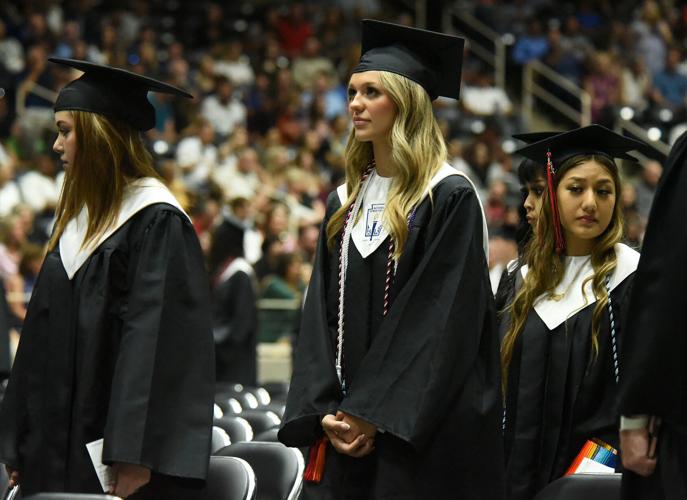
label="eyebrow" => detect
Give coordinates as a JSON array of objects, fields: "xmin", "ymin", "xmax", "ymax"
[
  {"xmin": 566, "ymin": 176, "xmax": 613, "ymax": 184},
  {"xmin": 55, "ymin": 120, "xmax": 70, "ymax": 127},
  {"xmin": 348, "ymin": 81, "xmax": 379, "ymax": 90}
]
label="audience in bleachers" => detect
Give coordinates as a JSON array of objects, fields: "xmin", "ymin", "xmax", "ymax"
[{"xmin": 0, "ymin": 0, "xmax": 683, "ymax": 355}]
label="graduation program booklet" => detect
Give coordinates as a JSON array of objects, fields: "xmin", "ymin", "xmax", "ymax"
[{"xmin": 86, "ymin": 438, "xmax": 115, "ymax": 492}]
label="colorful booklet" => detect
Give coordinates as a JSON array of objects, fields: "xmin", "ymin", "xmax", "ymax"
[{"xmin": 565, "ymin": 438, "xmax": 618, "ymax": 475}]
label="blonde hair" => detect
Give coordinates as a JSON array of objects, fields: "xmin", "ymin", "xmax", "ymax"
[
  {"xmin": 500, "ymin": 154, "xmax": 624, "ymax": 394},
  {"xmin": 326, "ymin": 71, "xmax": 447, "ymax": 259},
  {"xmin": 48, "ymin": 111, "xmax": 160, "ymax": 251}
]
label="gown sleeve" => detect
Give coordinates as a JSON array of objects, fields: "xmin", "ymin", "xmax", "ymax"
[
  {"xmin": 278, "ymin": 194, "xmax": 342, "ymax": 447},
  {"xmin": 101, "ymin": 208, "xmax": 215, "ymax": 480},
  {"xmin": 338, "ymin": 184, "xmax": 497, "ymax": 451}
]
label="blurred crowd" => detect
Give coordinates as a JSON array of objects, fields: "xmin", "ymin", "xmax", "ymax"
[{"xmin": 0, "ymin": 0, "xmax": 682, "ymax": 341}]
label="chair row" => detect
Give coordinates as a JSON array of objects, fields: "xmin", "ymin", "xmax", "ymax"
[{"xmin": 3, "ymin": 456, "xmax": 259, "ymax": 500}]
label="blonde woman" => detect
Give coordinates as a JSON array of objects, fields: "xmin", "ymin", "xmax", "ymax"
[
  {"xmin": 499, "ymin": 125, "xmax": 647, "ymax": 500},
  {"xmin": 0, "ymin": 59, "xmax": 214, "ymax": 499},
  {"xmin": 278, "ymin": 20, "xmax": 503, "ymax": 500}
]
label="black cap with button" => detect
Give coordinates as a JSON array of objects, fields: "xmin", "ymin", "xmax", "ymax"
[
  {"xmin": 49, "ymin": 57, "xmax": 193, "ymax": 131},
  {"xmin": 352, "ymin": 19, "xmax": 465, "ymax": 101}
]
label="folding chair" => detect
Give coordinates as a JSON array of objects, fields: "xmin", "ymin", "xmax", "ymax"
[{"xmin": 216, "ymin": 441, "xmax": 304, "ymax": 500}]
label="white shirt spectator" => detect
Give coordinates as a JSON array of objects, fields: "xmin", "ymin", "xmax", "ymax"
[
  {"xmin": 214, "ymin": 58, "xmax": 255, "ymax": 88},
  {"xmin": 175, "ymin": 136, "xmax": 219, "ymax": 190},
  {"xmin": 462, "ymin": 85, "xmax": 513, "ymax": 115},
  {"xmin": 200, "ymin": 95, "xmax": 246, "ymax": 138},
  {"xmin": 0, "ymin": 181, "xmax": 21, "ymax": 217},
  {"xmin": 19, "ymin": 171, "xmax": 59, "ymax": 212}
]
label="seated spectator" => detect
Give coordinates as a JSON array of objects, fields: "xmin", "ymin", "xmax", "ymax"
[
  {"xmin": 621, "ymin": 58, "xmax": 652, "ymax": 114},
  {"xmin": 634, "ymin": 159, "xmax": 663, "ymax": 219},
  {"xmin": 214, "ymin": 146, "xmax": 263, "ymax": 200},
  {"xmin": 214, "ymin": 39, "xmax": 255, "ymax": 90},
  {"xmin": 18, "ymin": 153, "xmax": 60, "ymax": 215},
  {"xmin": 5, "ymin": 242, "xmax": 44, "ymax": 326},
  {"xmin": 292, "ymin": 37, "xmax": 336, "ymax": 91},
  {"xmin": 0, "ymin": 214, "xmax": 27, "ymax": 281},
  {"xmin": 175, "ymin": 118, "xmax": 219, "ymax": 191},
  {"xmin": 0, "ymin": 19, "xmax": 24, "ymax": 76},
  {"xmin": 583, "ymin": 51, "xmax": 621, "ymax": 126},
  {"xmin": 201, "ymin": 75, "xmax": 247, "ymax": 140},
  {"xmin": 462, "ymin": 69, "xmax": 513, "ymax": 117},
  {"xmin": 651, "ymin": 47, "xmax": 687, "ymax": 114},
  {"xmin": 512, "ymin": 19, "xmax": 549, "ymax": 66},
  {"xmin": 0, "ymin": 147, "xmax": 19, "ymax": 218},
  {"xmin": 259, "ymin": 252, "xmax": 304, "ymax": 343}
]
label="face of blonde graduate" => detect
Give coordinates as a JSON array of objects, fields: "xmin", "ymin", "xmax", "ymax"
[
  {"xmin": 53, "ymin": 110, "xmax": 77, "ymax": 169},
  {"xmin": 556, "ymin": 160, "xmax": 616, "ymax": 255},
  {"xmin": 347, "ymin": 71, "xmax": 397, "ymax": 145}
]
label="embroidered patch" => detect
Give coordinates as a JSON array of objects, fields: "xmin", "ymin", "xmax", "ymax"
[{"xmin": 365, "ymin": 203, "xmax": 384, "ymax": 240}]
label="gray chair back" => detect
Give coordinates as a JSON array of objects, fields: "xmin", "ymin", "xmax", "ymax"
[
  {"xmin": 200, "ymin": 456, "xmax": 256, "ymax": 500},
  {"xmin": 216, "ymin": 441, "xmax": 304, "ymax": 500}
]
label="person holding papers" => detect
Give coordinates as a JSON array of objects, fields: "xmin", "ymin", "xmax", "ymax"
[
  {"xmin": 278, "ymin": 20, "xmax": 503, "ymax": 500},
  {"xmin": 0, "ymin": 58, "xmax": 214, "ymax": 499},
  {"xmin": 499, "ymin": 125, "xmax": 647, "ymax": 500}
]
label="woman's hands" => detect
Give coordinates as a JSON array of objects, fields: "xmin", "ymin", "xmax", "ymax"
[
  {"xmin": 321, "ymin": 411, "xmax": 376, "ymax": 458},
  {"xmin": 109, "ymin": 463, "xmax": 151, "ymax": 498}
]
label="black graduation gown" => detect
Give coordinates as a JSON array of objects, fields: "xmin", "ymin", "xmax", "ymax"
[
  {"xmin": 0, "ymin": 203, "xmax": 215, "ymax": 497},
  {"xmin": 212, "ymin": 265, "xmax": 258, "ymax": 385},
  {"xmin": 501, "ymin": 270, "xmax": 634, "ymax": 500},
  {"xmin": 619, "ymin": 130, "xmax": 687, "ymax": 500},
  {"xmin": 0, "ymin": 278, "xmax": 12, "ymax": 380},
  {"xmin": 278, "ymin": 175, "xmax": 504, "ymax": 500}
]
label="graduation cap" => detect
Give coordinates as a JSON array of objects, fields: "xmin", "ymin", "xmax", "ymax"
[
  {"xmin": 514, "ymin": 125, "xmax": 648, "ymax": 254},
  {"xmin": 512, "ymin": 131, "xmax": 560, "ymax": 144},
  {"xmin": 49, "ymin": 57, "xmax": 193, "ymax": 131},
  {"xmin": 515, "ymin": 124, "xmax": 646, "ymax": 170},
  {"xmin": 352, "ymin": 19, "xmax": 464, "ymax": 100}
]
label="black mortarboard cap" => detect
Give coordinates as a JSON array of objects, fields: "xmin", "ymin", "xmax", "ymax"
[
  {"xmin": 352, "ymin": 19, "xmax": 464, "ymax": 100},
  {"xmin": 512, "ymin": 131, "xmax": 560, "ymax": 144},
  {"xmin": 515, "ymin": 124, "xmax": 647, "ymax": 167},
  {"xmin": 49, "ymin": 57, "xmax": 193, "ymax": 131}
]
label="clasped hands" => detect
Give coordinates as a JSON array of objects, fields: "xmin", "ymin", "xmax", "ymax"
[{"xmin": 321, "ymin": 411, "xmax": 376, "ymax": 458}]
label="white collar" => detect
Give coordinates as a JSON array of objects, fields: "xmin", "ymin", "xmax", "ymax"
[
  {"xmin": 350, "ymin": 171, "xmax": 393, "ymax": 258},
  {"xmin": 521, "ymin": 243, "xmax": 639, "ymax": 330},
  {"xmin": 59, "ymin": 177, "xmax": 189, "ymax": 280},
  {"xmin": 336, "ymin": 162, "xmax": 489, "ymax": 257},
  {"xmin": 218, "ymin": 256, "xmax": 255, "ymax": 284}
]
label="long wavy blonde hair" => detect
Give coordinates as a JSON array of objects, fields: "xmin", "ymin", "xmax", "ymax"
[
  {"xmin": 500, "ymin": 154, "xmax": 624, "ymax": 394},
  {"xmin": 326, "ymin": 71, "xmax": 447, "ymax": 259},
  {"xmin": 48, "ymin": 111, "xmax": 160, "ymax": 251}
]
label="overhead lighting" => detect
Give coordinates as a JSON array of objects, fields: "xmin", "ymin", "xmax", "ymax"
[
  {"xmin": 153, "ymin": 140, "xmax": 170, "ymax": 155},
  {"xmin": 619, "ymin": 106, "xmax": 634, "ymax": 121},
  {"xmin": 502, "ymin": 139, "xmax": 516, "ymax": 154},
  {"xmin": 470, "ymin": 120, "xmax": 486, "ymax": 134},
  {"xmin": 647, "ymin": 127, "xmax": 662, "ymax": 142},
  {"xmin": 659, "ymin": 108, "xmax": 673, "ymax": 123}
]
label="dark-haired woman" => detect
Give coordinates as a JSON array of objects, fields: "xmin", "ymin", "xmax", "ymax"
[{"xmin": 500, "ymin": 125, "xmax": 646, "ymax": 500}]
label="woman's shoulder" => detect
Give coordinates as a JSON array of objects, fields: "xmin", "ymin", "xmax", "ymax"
[{"xmin": 431, "ymin": 167, "xmax": 479, "ymax": 200}]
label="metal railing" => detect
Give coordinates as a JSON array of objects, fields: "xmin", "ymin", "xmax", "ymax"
[
  {"xmin": 447, "ymin": 7, "xmax": 506, "ymax": 90},
  {"xmin": 522, "ymin": 59, "xmax": 591, "ymax": 128},
  {"xmin": 616, "ymin": 119, "xmax": 671, "ymax": 158}
]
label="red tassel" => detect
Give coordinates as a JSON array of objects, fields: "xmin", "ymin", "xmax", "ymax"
[
  {"xmin": 303, "ymin": 437, "xmax": 328, "ymax": 483},
  {"xmin": 546, "ymin": 150, "xmax": 566, "ymax": 254}
]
